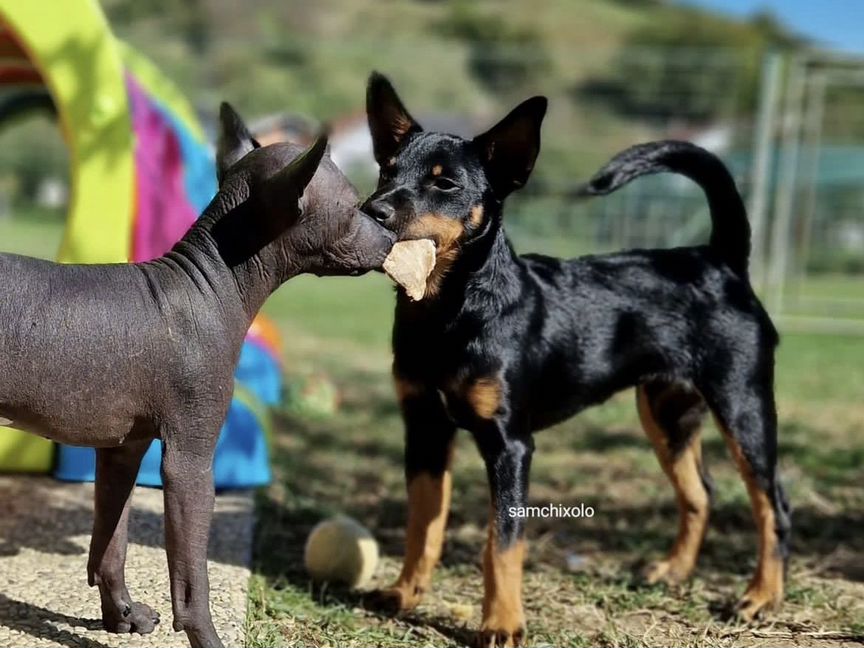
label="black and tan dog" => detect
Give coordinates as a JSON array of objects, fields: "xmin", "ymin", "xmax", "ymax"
[
  {"xmin": 361, "ymin": 73, "xmax": 790, "ymax": 646},
  {"xmin": 0, "ymin": 104, "xmax": 394, "ymax": 648}
]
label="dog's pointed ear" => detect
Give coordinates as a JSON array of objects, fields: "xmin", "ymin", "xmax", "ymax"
[
  {"xmin": 269, "ymin": 129, "xmax": 329, "ymax": 204},
  {"xmin": 217, "ymin": 102, "xmax": 261, "ymax": 185},
  {"xmin": 473, "ymin": 96, "xmax": 547, "ymax": 199},
  {"xmin": 366, "ymin": 72, "xmax": 422, "ymax": 166}
]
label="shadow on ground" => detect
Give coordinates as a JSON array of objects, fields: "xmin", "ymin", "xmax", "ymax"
[
  {"xmin": 0, "ymin": 594, "xmax": 108, "ymax": 648},
  {"xmin": 0, "ymin": 477, "xmax": 252, "ymax": 648},
  {"xmin": 0, "ymin": 478, "xmax": 251, "ymax": 566},
  {"xmin": 251, "ymin": 362, "xmax": 864, "ymax": 646},
  {"xmin": 260, "ymin": 377, "xmax": 864, "ymax": 584}
]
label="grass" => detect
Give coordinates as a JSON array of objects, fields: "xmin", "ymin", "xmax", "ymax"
[
  {"xmin": 249, "ymin": 267, "xmax": 864, "ymax": 647},
  {"xmin": 0, "ymin": 209, "xmax": 65, "ymax": 260},
  {"xmin": 785, "ymin": 274, "xmax": 864, "ymax": 321},
  {"xmin": 3, "ymin": 216, "xmax": 862, "ymax": 646}
]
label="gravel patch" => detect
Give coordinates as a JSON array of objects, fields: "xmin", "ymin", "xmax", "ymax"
[{"xmin": 0, "ymin": 476, "xmax": 252, "ymax": 648}]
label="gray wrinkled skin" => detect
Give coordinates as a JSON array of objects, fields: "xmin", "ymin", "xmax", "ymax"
[{"xmin": 0, "ymin": 103, "xmax": 395, "ymax": 648}]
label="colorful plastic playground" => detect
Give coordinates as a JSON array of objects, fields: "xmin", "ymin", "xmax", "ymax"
[{"xmin": 0, "ymin": 0, "xmax": 279, "ymax": 488}]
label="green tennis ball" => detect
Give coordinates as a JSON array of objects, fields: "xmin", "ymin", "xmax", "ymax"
[{"xmin": 303, "ymin": 515, "xmax": 379, "ymax": 588}]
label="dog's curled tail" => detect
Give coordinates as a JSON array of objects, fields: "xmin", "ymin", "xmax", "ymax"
[{"xmin": 577, "ymin": 140, "xmax": 750, "ymax": 275}]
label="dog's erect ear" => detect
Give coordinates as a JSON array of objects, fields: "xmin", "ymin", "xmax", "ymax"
[
  {"xmin": 217, "ymin": 102, "xmax": 261, "ymax": 185},
  {"xmin": 473, "ymin": 96, "xmax": 547, "ymax": 199},
  {"xmin": 366, "ymin": 72, "xmax": 422, "ymax": 166},
  {"xmin": 267, "ymin": 130, "xmax": 329, "ymax": 208}
]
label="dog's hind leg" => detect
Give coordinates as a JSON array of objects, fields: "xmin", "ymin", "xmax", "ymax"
[
  {"xmin": 88, "ymin": 439, "xmax": 160, "ymax": 634},
  {"xmin": 370, "ymin": 376, "xmax": 457, "ymax": 613},
  {"xmin": 637, "ymin": 381, "xmax": 712, "ymax": 586},
  {"xmin": 699, "ymin": 358, "xmax": 791, "ymax": 621}
]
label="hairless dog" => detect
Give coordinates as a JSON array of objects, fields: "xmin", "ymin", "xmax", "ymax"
[{"xmin": 0, "ymin": 103, "xmax": 395, "ymax": 648}]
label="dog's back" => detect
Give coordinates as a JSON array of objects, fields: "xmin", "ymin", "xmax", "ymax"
[
  {"xmin": 511, "ymin": 245, "xmax": 777, "ymax": 429},
  {"xmin": 0, "ymin": 251, "xmax": 234, "ymax": 445}
]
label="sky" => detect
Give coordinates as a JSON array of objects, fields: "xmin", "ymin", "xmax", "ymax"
[{"xmin": 677, "ymin": 0, "xmax": 864, "ymax": 54}]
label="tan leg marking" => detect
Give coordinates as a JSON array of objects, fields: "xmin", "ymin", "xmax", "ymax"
[
  {"xmin": 720, "ymin": 425, "xmax": 784, "ymax": 620},
  {"xmin": 377, "ymin": 374, "xmax": 453, "ymax": 611},
  {"xmin": 380, "ymin": 470, "xmax": 453, "ymax": 611},
  {"xmin": 479, "ymin": 521, "xmax": 526, "ymax": 647},
  {"xmin": 637, "ymin": 387, "xmax": 710, "ymax": 585},
  {"xmin": 394, "ymin": 375, "xmax": 423, "ymax": 403},
  {"xmin": 465, "ymin": 377, "xmax": 502, "ymax": 420}
]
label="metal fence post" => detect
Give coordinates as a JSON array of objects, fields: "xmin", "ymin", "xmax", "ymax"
[
  {"xmin": 766, "ymin": 55, "xmax": 806, "ymax": 315},
  {"xmin": 748, "ymin": 53, "xmax": 783, "ymax": 293}
]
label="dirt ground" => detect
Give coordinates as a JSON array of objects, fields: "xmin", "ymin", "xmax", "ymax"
[{"xmin": 0, "ymin": 476, "xmax": 252, "ymax": 648}]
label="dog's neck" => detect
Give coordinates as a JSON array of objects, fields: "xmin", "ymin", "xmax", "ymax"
[
  {"xmin": 461, "ymin": 222, "xmax": 518, "ymax": 279},
  {"xmin": 399, "ymin": 222, "xmax": 521, "ymax": 320},
  {"xmin": 168, "ymin": 185, "xmax": 301, "ymax": 326}
]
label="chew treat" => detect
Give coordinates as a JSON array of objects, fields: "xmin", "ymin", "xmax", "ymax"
[{"xmin": 383, "ymin": 239, "xmax": 436, "ymax": 301}]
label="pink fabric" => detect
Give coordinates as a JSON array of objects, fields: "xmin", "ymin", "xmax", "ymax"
[{"xmin": 127, "ymin": 75, "xmax": 197, "ymax": 262}]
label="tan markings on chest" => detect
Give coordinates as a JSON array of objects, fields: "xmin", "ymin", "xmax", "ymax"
[
  {"xmin": 394, "ymin": 375, "xmax": 424, "ymax": 403},
  {"xmin": 403, "ymin": 214, "xmax": 465, "ymax": 298},
  {"xmin": 444, "ymin": 375, "xmax": 503, "ymax": 420}
]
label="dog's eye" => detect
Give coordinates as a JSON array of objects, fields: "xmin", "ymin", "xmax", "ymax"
[{"xmin": 432, "ymin": 177, "xmax": 460, "ymax": 192}]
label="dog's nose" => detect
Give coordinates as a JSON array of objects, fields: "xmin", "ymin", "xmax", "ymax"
[{"xmin": 363, "ymin": 199, "xmax": 395, "ymax": 224}]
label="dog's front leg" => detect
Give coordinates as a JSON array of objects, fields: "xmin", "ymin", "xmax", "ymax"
[
  {"xmin": 370, "ymin": 376, "xmax": 457, "ymax": 613},
  {"xmin": 88, "ymin": 440, "xmax": 160, "ymax": 634},
  {"xmin": 471, "ymin": 419, "xmax": 533, "ymax": 648},
  {"xmin": 161, "ymin": 430, "xmax": 223, "ymax": 648}
]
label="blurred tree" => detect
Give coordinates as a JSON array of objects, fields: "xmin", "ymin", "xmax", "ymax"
[
  {"xmin": 102, "ymin": 0, "xmax": 210, "ymax": 53},
  {"xmin": 822, "ymin": 85, "xmax": 864, "ymax": 140},
  {"xmin": 575, "ymin": 8, "xmax": 804, "ymax": 124},
  {"xmin": 607, "ymin": 0, "xmax": 668, "ymax": 6},
  {"xmin": 0, "ymin": 115, "xmax": 68, "ymax": 213},
  {"xmin": 433, "ymin": 1, "xmax": 550, "ymax": 99}
]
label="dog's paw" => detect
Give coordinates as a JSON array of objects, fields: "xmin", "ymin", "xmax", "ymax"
[
  {"xmin": 365, "ymin": 585, "xmax": 423, "ymax": 614},
  {"xmin": 103, "ymin": 601, "xmax": 160, "ymax": 634},
  {"xmin": 641, "ymin": 559, "xmax": 691, "ymax": 586},
  {"xmin": 734, "ymin": 591, "xmax": 780, "ymax": 622},
  {"xmin": 475, "ymin": 622, "xmax": 525, "ymax": 648}
]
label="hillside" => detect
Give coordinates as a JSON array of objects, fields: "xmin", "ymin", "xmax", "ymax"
[
  {"xmin": 100, "ymin": 0, "xmax": 798, "ymax": 189},
  {"xmin": 0, "ymin": 0, "xmax": 802, "ymax": 231}
]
